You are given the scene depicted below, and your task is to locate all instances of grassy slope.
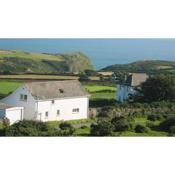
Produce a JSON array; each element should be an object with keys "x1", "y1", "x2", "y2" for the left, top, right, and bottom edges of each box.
[
  {"x1": 0, "y1": 50, "x2": 94, "y2": 74},
  {"x1": 101, "y1": 60, "x2": 175, "y2": 74}
]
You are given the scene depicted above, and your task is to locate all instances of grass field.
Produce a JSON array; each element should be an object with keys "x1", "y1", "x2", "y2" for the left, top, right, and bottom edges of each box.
[
  {"x1": 84, "y1": 85, "x2": 116, "y2": 100},
  {"x1": 0, "y1": 81, "x2": 22, "y2": 97}
]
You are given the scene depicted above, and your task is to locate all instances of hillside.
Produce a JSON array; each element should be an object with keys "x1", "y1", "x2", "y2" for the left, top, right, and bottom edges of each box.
[
  {"x1": 101, "y1": 60, "x2": 175, "y2": 74},
  {"x1": 0, "y1": 50, "x2": 94, "y2": 74}
]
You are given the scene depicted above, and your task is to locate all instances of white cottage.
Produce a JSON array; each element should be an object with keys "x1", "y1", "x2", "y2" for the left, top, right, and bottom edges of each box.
[
  {"x1": 0, "y1": 102, "x2": 24, "y2": 124},
  {"x1": 117, "y1": 73, "x2": 148, "y2": 102},
  {"x1": 1, "y1": 80, "x2": 90, "y2": 122}
]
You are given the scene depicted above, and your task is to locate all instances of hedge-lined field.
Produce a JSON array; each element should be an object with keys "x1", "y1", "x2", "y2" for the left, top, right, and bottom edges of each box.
[{"x1": 0, "y1": 81, "x2": 22, "y2": 98}]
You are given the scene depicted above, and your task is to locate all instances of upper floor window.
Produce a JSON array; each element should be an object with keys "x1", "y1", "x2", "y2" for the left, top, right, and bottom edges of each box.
[
  {"x1": 20, "y1": 94, "x2": 28, "y2": 101},
  {"x1": 72, "y1": 108, "x2": 79, "y2": 113}
]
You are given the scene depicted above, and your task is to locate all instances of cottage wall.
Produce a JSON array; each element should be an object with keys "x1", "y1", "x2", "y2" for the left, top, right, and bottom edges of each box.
[
  {"x1": 1, "y1": 85, "x2": 36, "y2": 120},
  {"x1": 36, "y1": 96, "x2": 89, "y2": 122},
  {"x1": 117, "y1": 84, "x2": 135, "y2": 102}
]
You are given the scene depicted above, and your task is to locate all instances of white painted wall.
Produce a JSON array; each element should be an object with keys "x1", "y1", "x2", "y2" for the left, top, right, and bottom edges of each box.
[
  {"x1": 117, "y1": 84, "x2": 135, "y2": 102},
  {"x1": 1, "y1": 85, "x2": 36, "y2": 120},
  {"x1": 36, "y1": 96, "x2": 89, "y2": 122},
  {"x1": 1, "y1": 85, "x2": 89, "y2": 122},
  {"x1": 0, "y1": 107, "x2": 24, "y2": 125},
  {"x1": 6, "y1": 107, "x2": 24, "y2": 124}
]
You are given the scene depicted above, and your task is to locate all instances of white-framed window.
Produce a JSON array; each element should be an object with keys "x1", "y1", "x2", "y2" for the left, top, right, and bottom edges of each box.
[
  {"x1": 57, "y1": 110, "x2": 60, "y2": 116},
  {"x1": 45, "y1": 111, "x2": 49, "y2": 118},
  {"x1": 72, "y1": 108, "x2": 79, "y2": 113},
  {"x1": 20, "y1": 94, "x2": 28, "y2": 101},
  {"x1": 51, "y1": 100, "x2": 55, "y2": 104}
]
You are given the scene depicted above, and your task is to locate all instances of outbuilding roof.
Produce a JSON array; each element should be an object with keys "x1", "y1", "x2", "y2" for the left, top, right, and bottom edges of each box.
[
  {"x1": 0, "y1": 102, "x2": 14, "y2": 110},
  {"x1": 25, "y1": 80, "x2": 89, "y2": 100}
]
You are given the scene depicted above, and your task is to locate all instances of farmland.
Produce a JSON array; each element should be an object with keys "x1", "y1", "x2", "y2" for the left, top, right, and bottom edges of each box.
[
  {"x1": 0, "y1": 77, "x2": 174, "y2": 137},
  {"x1": 85, "y1": 85, "x2": 116, "y2": 100},
  {"x1": 0, "y1": 81, "x2": 22, "y2": 98}
]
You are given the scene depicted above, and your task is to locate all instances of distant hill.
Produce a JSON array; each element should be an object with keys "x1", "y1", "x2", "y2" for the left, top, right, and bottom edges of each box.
[
  {"x1": 101, "y1": 60, "x2": 175, "y2": 74},
  {"x1": 0, "y1": 50, "x2": 94, "y2": 74}
]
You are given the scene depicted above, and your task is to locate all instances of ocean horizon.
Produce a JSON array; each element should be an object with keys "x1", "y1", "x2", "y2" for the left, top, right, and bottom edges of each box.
[{"x1": 0, "y1": 39, "x2": 175, "y2": 70}]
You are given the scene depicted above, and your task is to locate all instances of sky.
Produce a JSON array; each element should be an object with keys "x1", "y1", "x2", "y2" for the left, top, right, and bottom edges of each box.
[{"x1": 0, "y1": 39, "x2": 175, "y2": 69}]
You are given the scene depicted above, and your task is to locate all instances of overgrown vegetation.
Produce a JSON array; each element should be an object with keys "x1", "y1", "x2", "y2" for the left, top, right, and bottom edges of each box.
[{"x1": 133, "y1": 75, "x2": 175, "y2": 102}]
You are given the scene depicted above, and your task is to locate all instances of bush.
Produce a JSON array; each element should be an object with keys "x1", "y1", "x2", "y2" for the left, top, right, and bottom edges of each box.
[
  {"x1": 111, "y1": 117, "x2": 133, "y2": 132},
  {"x1": 90, "y1": 119, "x2": 113, "y2": 136},
  {"x1": 147, "y1": 114, "x2": 163, "y2": 121},
  {"x1": 5, "y1": 120, "x2": 48, "y2": 136},
  {"x1": 135, "y1": 124, "x2": 149, "y2": 133},
  {"x1": 59, "y1": 122, "x2": 75, "y2": 136},
  {"x1": 159, "y1": 116, "x2": 175, "y2": 131},
  {"x1": 169, "y1": 126, "x2": 175, "y2": 134}
]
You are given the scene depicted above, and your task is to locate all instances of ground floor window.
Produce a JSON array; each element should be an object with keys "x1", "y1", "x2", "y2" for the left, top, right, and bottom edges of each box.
[
  {"x1": 72, "y1": 108, "x2": 79, "y2": 113},
  {"x1": 45, "y1": 111, "x2": 49, "y2": 118},
  {"x1": 57, "y1": 110, "x2": 60, "y2": 116}
]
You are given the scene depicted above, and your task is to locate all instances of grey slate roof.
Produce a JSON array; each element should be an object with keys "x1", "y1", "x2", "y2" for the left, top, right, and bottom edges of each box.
[
  {"x1": 121, "y1": 73, "x2": 148, "y2": 87},
  {"x1": 0, "y1": 102, "x2": 14, "y2": 110},
  {"x1": 25, "y1": 80, "x2": 89, "y2": 100}
]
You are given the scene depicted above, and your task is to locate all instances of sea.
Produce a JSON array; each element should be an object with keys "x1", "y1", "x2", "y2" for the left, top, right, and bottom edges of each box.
[{"x1": 0, "y1": 39, "x2": 175, "y2": 70}]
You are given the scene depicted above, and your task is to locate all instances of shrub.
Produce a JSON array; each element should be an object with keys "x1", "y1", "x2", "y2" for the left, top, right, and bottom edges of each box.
[
  {"x1": 146, "y1": 121, "x2": 155, "y2": 129},
  {"x1": 111, "y1": 117, "x2": 133, "y2": 132},
  {"x1": 147, "y1": 114, "x2": 163, "y2": 121},
  {"x1": 159, "y1": 116, "x2": 175, "y2": 131},
  {"x1": 59, "y1": 122, "x2": 75, "y2": 136},
  {"x1": 90, "y1": 119, "x2": 113, "y2": 136},
  {"x1": 98, "y1": 106, "x2": 115, "y2": 118},
  {"x1": 135, "y1": 124, "x2": 149, "y2": 133},
  {"x1": 80, "y1": 125, "x2": 88, "y2": 129},
  {"x1": 5, "y1": 120, "x2": 48, "y2": 136},
  {"x1": 169, "y1": 126, "x2": 175, "y2": 134}
]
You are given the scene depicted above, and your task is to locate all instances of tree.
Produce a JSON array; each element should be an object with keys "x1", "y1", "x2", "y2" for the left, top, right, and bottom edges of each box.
[
  {"x1": 134, "y1": 75, "x2": 175, "y2": 102},
  {"x1": 84, "y1": 69, "x2": 97, "y2": 76},
  {"x1": 78, "y1": 73, "x2": 89, "y2": 81},
  {"x1": 90, "y1": 119, "x2": 113, "y2": 136}
]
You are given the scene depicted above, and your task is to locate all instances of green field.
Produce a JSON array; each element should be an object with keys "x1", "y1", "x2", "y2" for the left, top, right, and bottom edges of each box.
[
  {"x1": 0, "y1": 81, "x2": 22, "y2": 97},
  {"x1": 84, "y1": 85, "x2": 116, "y2": 100}
]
